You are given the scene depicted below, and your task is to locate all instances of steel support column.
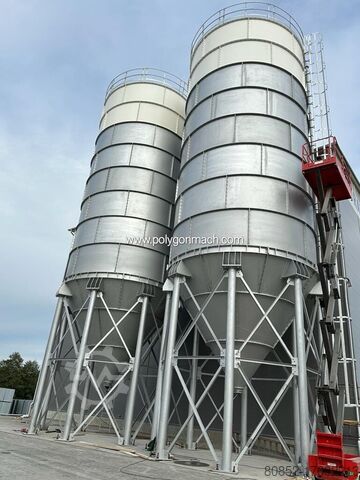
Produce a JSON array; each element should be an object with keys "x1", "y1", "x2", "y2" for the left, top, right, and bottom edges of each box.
[
  {"x1": 294, "y1": 277, "x2": 310, "y2": 470},
  {"x1": 241, "y1": 386, "x2": 248, "y2": 450},
  {"x1": 38, "y1": 313, "x2": 67, "y2": 430},
  {"x1": 28, "y1": 297, "x2": 64, "y2": 434},
  {"x1": 186, "y1": 326, "x2": 199, "y2": 450},
  {"x1": 123, "y1": 296, "x2": 149, "y2": 445},
  {"x1": 61, "y1": 289, "x2": 97, "y2": 441},
  {"x1": 156, "y1": 275, "x2": 181, "y2": 460},
  {"x1": 151, "y1": 291, "x2": 171, "y2": 441},
  {"x1": 293, "y1": 321, "x2": 301, "y2": 465},
  {"x1": 222, "y1": 267, "x2": 236, "y2": 472}
]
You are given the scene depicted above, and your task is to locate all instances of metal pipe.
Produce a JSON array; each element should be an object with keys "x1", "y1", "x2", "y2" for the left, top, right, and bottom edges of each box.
[
  {"x1": 186, "y1": 326, "x2": 199, "y2": 450},
  {"x1": 123, "y1": 296, "x2": 149, "y2": 445},
  {"x1": 61, "y1": 289, "x2": 97, "y2": 441},
  {"x1": 221, "y1": 267, "x2": 236, "y2": 472},
  {"x1": 38, "y1": 378, "x2": 52, "y2": 429},
  {"x1": 292, "y1": 320, "x2": 301, "y2": 465},
  {"x1": 151, "y1": 292, "x2": 171, "y2": 440},
  {"x1": 39, "y1": 314, "x2": 67, "y2": 429},
  {"x1": 294, "y1": 277, "x2": 310, "y2": 470},
  {"x1": 156, "y1": 275, "x2": 181, "y2": 460},
  {"x1": 241, "y1": 386, "x2": 248, "y2": 451},
  {"x1": 28, "y1": 297, "x2": 63, "y2": 434}
]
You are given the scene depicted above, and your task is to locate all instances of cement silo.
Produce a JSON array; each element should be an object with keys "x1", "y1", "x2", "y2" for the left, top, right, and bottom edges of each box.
[
  {"x1": 155, "y1": 4, "x2": 318, "y2": 472},
  {"x1": 29, "y1": 68, "x2": 186, "y2": 444}
]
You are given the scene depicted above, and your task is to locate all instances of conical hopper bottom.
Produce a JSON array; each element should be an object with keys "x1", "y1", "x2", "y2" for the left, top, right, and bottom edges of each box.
[{"x1": 177, "y1": 252, "x2": 315, "y2": 387}]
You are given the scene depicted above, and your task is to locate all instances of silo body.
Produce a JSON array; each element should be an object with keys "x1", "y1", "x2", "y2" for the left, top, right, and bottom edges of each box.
[
  {"x1": 64, "y1": 71, "x2": 185, "y2": 368},
  {"x1": 171, "y1": 17, "x2": 317, "y2": 383}
]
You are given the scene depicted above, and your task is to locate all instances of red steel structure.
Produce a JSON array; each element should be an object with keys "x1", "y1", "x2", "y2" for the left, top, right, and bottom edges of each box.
[
  {"x1": 309, "y1": 432, "x2": 360, "y2": 480},
  {"x1": 302, "y1": 136, "x2": 352, "y2": 201},
  {"x1": 302, "y1": 137, "x2": 358, "y2": 480}
]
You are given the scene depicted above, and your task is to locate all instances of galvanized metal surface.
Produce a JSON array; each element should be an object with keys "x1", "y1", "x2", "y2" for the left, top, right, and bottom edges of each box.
[
  {"x1": 67, "y1": 76, "x2": 185, "y2": 285},
  {"x1": 170, "y1": 16, "x2": 317, "y2": 383},
  {"x1": 62, "y1": 71, "x2": 186, "y2": 362},
  {"x1": 29, "y1": 71, "x2": 186, "y2": 442}
]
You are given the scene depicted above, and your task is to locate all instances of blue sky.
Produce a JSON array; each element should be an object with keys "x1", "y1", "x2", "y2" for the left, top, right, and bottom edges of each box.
[{"x1": 0, "y1": 0, "x2": 359, "y2": 363}]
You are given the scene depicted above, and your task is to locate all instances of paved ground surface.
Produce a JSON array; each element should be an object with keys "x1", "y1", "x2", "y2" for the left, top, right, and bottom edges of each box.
[{"x1": 0, "y1": 416, "x2": 293, "y2": 480}]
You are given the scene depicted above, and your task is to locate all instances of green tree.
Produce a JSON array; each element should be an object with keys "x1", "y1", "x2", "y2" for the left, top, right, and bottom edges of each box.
[{"x1": 0, "y1": 352, "x2": 39, "y2": 399}]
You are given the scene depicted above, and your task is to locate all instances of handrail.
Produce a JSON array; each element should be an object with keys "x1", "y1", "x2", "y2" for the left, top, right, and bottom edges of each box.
[
  {"x1": 302, "y1": 136, "x2": 352, "y2": 188},
  {"x1": 191, "y1": 2, "x2": 304, "y2": 55},
  {"x1": 105, "y1": 68, "x2": 188, "y2": 101}
]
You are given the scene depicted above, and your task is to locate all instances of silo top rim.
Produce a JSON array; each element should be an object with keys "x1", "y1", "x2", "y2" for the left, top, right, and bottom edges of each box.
[
  {"x1": 105, "y1": 68, "x2": 188, "y2": 102},
  {"x1": 191, "y1": 2, "x2": 304, "y2": 54}
]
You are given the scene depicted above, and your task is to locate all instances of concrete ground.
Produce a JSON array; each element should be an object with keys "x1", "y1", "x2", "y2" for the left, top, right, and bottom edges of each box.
[{"x1": 0, "y1": 416, "x2": 296, "y2": 480}]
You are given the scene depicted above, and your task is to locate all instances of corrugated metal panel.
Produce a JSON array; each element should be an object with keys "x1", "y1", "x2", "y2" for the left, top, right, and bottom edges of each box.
[{"x1": 170, "y1": 16, "x2": 316, "y2": 387}]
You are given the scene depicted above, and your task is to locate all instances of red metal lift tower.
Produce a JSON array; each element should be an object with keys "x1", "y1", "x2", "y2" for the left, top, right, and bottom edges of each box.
[{"x1": 303, "y1": 137, "x2": 360, "y2": 479}]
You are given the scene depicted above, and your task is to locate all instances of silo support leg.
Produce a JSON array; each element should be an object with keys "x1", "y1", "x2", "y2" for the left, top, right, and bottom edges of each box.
[
  {"x1": 39, "y1": 314, "x2": 67, "y2": 429},
  {"x1": 221, "y1": 267, "x2": 236, "y2": 472},
  {"x1": 294, "y1": 277, "x2": 310, "y2": 471},
  {"x1": 151, "y1": 292, "x2": 171, "y2": 440},
  {"x1": 28, "y1": 296, "x2": 64, "y2": 434},
  {"x1": 156, "y1": 275, "x2": 181, "y2": 460},
  {"x1": 292, "y1": 322, "x2": 301, "y2": 464},
  {"x1": 123, "y1": 296, "x2": 149, "y2": 445},
  {"x1": 38, "y1": 373, "x2": 56, "y2": 429},
  {"x1": 241, "y1": 386, "x2": 248, "y2": 450},
  {"x1": 186, "y1": 326, "x2": 199, "y2": 450},
  {"x1": 293, "y1": 375, "x2": 301, "y2": 463},
  {"x1": 60, "y1": 289, "x2": 97, "y2": 441}
]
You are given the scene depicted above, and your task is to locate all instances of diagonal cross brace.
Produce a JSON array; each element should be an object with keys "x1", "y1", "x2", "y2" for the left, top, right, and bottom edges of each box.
[
  {"x1": 175, "y1": 274, "x2": 225, "y2": 353},
  {"x1": 234, "y1": 367, "x2": 295, "y2": 466},
  {"x1": 238, "y1": 274, "x2": 293, "y2": 360}
]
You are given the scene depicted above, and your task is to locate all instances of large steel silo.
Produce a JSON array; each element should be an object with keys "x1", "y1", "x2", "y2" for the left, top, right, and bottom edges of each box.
[
  {"x1": 156, "y1": 4, "x2": 317, "y2": 472},
  {"x1": 173, "y1": 6, "x2": 316, "y2": 386},
  {"x1": 65, "y1": 69, "x2": 185, "y2": 365},
  {"x1": 29, "y1": 68, "x2": 186, "y2": 445}
]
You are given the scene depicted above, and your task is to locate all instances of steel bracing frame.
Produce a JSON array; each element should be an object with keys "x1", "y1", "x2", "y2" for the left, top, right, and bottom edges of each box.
[
  {"x1": 305, "y1": 32, "x2": 360, "y2": 452},
  {"x1": 313, "y1": 185, "x2": 360, "y2": 449},
  {"x1": 152, "y1": 256, "x2": 320, "y2": 473},
  {"x1": 28, "y1": 279, "x2": 168, "y2": 445}
]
